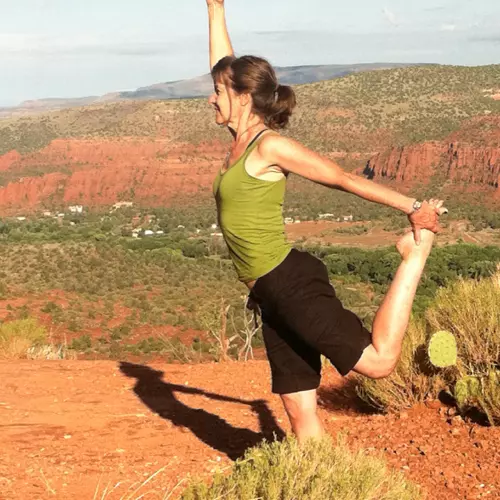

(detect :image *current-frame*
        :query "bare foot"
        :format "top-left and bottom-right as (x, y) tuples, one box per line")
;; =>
(396, 229), (435, 261)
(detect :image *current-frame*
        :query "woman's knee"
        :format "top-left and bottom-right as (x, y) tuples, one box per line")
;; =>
(353, 346), (399, 379)
(280, 390), (318, 421)
(369, 360), (397, 379)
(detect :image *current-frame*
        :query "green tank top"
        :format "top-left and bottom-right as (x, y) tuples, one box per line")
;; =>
(213, 131), (291, 283)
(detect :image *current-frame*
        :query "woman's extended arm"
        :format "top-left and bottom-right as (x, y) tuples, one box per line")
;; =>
(259, 134), (447, 243)
(207, 0), (234, 70)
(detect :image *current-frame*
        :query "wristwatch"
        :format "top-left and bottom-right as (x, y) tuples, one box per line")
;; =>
(410, 200), (422, 214)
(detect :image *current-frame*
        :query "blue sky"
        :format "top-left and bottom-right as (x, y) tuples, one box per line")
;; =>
(1, 0), (499, 106)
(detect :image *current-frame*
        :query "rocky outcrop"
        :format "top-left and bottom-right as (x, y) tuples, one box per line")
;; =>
(0, 139), (227, 213)
(364, 142), (500, 193)
(0, 151), (22, 172)
(2, 131), (500, 214)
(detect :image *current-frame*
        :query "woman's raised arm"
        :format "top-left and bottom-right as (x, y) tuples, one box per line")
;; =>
(206, 0), (234, 70)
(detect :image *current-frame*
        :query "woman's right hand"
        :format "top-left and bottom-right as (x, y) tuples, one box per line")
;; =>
(207, 0), (224, 6)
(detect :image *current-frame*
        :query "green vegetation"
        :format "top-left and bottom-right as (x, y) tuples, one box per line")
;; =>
(333, 225), (370, 235)
(453, 370), (499, 426)
(427, 274), (500, 424)
(0, 317), (76, 360)
(355, 270), (500, 425)
(355, 318), (451, 411)
(182, 436), (421, 500)
(427, 330), (458, 368)
(0, 318), (47, 359)
(302, 241), (500, 318)
(292, 64), (500, 152)
(0, 213), (498, 363)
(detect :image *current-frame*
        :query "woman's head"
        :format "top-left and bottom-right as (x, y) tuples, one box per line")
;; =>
(208, 55), (296, 130)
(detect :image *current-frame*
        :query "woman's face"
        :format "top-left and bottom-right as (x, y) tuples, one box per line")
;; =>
(208, 76), (242, 127)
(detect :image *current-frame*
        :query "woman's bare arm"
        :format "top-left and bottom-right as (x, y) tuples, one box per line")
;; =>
(258, 134), (447, 243)
(207, 0), (234, 69)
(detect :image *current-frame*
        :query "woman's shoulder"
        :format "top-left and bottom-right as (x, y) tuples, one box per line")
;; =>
(257, 131), (298, 160)
(258, 130), (283, 152)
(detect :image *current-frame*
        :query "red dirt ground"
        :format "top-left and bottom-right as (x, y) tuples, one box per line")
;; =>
(0, 361), (498, 499)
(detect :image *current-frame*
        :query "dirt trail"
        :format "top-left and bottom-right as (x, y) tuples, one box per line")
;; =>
(0, 360), (498, 499)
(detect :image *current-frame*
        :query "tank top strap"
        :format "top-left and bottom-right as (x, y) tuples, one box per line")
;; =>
(241, 129), (270, 160)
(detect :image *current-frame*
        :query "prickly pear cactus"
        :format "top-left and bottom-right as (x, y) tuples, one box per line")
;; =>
(454, 375), (481, 408)
(428, 330), (458, 368)
(487, 369), (499, 385)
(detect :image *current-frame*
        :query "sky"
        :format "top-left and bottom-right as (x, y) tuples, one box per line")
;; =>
(1, 0), (499, 106)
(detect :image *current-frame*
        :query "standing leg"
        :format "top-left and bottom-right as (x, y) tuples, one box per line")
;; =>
(280, 389), (324, 442)
(257, 306), (324, 442)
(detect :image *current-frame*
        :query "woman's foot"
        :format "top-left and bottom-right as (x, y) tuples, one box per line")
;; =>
(396, 229), (435, 261)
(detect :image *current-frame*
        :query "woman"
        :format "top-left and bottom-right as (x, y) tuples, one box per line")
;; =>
(206, 0), (447, 441)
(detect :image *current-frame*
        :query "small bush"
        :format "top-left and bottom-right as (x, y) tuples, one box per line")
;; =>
(27, 344), (78, 360)
(334, 225), (370, 235)
(70, 334), (92, 352)
(355, 319), (450, 411)
(181, 436), (422, 500)
(427, 270), (500, 423)
(354, 271), (500, 423)
(0, 318), (47, 359)
(426, 272), (500, 373)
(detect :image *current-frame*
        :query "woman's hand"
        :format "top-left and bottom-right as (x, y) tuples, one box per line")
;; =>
(207, 0), (224, 6)
(408, 199), (448, 245)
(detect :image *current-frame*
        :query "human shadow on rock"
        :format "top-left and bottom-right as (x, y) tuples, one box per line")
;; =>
(119, 362), (285, 461)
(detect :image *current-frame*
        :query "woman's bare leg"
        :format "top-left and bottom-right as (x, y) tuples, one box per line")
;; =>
(353, 228), (435, 379)
(280, 389), (324, 442)
(278, 227), (438, 442)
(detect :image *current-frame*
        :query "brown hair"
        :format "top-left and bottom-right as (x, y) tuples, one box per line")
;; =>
(211, 55), (296, 130)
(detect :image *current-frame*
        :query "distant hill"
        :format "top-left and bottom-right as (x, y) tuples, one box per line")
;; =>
(117, 63), (417, 100)
(2, 64), (499, 155)
(0, 63), (417, 119)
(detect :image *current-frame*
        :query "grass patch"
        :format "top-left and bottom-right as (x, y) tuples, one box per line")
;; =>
(0, 318), (48, 359)
(181, 436), (422, 500)
(334, 225), (370, 236)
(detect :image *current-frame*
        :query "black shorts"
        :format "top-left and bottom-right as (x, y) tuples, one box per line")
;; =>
(250, 249), (372, 395)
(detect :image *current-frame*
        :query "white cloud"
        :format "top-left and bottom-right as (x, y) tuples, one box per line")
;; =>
(382, 7), (399, 27)
(440, 24), (457, 32)
(0, 33), (184, 57)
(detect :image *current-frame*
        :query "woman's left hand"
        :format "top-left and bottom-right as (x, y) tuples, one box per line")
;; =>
(408, 199), (448, 245)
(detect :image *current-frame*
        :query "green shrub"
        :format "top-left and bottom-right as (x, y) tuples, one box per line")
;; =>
(355, 319), (450, 411)
(355, 271), (500, 424)
(70, 334), (92, 352)
(334, 225), (370, 235)
(426, 272), (500, 373)
(426, 271), (500, 424)
(0, 318), (48, 359)
(181, 436), (422, 500)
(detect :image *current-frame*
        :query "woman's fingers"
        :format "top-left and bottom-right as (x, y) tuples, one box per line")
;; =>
(429, 199), (448, 215)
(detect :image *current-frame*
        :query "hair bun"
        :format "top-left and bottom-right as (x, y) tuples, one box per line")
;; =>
(268, 84), (296, 129)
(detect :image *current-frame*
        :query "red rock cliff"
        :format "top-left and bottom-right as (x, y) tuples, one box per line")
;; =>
(364, 142), (500, 193)
(0, 139), (228, 213)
